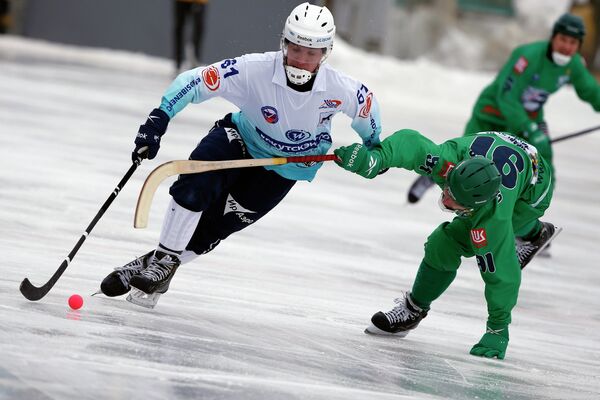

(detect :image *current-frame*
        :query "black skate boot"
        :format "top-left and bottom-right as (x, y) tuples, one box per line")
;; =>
(365, 292), (428, 337)
(516, 221), (562, 269)
(99, 251), (155, 297)
(127, 251), (181, 308)
(407, 175), (435, 203)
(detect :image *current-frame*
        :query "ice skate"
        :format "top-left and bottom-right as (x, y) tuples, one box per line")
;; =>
(407, 175), (435, 203)
(365, 292), (428, 337)
(100, 251), (155, 297)
(129, 250), (180, 294)
(127, 251), (181, 309)
(537, 242), (552, 258)
(517, 222), (562, 269)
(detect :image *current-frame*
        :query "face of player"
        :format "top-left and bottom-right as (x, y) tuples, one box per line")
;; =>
(551, 33), (580, 56)
(285, 42), (324, 73)
(440, 187), (470, 212)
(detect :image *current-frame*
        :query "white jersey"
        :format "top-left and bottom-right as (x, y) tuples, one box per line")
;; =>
(159, 51), (382, 181)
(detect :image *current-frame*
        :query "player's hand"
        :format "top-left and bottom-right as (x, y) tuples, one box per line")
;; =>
(132, 108), (170, 162)
(470, 324), (509, 360)
(522, 122), (548, 141)
(333, 143), (382, 179)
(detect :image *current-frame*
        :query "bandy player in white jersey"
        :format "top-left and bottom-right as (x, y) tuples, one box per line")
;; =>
(99, 2), (383, 308)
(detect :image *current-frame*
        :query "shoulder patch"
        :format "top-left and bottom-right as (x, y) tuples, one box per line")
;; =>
(438, 161), (456, 179)
(513, 56), (528, 74)
(358, 92), (373, 118)
(202, 66), (220, 91)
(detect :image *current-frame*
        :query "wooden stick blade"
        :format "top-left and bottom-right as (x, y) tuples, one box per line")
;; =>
(134, 155), (337, 229)
(134, 158), (286, 228)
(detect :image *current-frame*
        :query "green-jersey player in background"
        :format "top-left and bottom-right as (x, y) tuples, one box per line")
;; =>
(408, 13), (600, 205)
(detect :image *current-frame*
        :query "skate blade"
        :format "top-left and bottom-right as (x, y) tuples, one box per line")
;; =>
(364, 323), (409, 337)
(535, 226), (562, 259)
(126, 288), (162, 309)
(537, 248), (551, 258)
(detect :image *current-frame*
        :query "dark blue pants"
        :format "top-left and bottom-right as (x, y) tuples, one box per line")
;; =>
(169, 114), (296, 255)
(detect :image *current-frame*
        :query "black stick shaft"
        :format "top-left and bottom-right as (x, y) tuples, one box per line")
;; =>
(19, 159), (142, 301)
(551, 125), (600, 144)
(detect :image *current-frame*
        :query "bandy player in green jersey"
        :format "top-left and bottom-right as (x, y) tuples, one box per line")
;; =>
(408, 13), (600, 204)
(334, 129), (561, 359)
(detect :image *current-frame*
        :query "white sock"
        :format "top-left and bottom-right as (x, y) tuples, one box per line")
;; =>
(179, 250), (199, 264)
(158, 198), (202, 254)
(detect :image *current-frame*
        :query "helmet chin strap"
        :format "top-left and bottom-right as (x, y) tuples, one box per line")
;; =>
(284, 65), (315, 85)
(552, 51), (572, 66)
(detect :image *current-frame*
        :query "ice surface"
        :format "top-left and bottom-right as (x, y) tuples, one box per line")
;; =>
(1, 36), (599, 400)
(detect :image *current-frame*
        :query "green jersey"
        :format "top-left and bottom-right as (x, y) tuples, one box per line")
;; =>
(470, 41), (600, 134)
(378, 129), (554, 325)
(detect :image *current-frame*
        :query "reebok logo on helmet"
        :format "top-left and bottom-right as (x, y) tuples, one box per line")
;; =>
(296, 35), (313, 42)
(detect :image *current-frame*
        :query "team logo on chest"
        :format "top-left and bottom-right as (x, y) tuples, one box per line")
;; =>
(261, 106), (279, 124)
(470, 228), (488, 248)
(285, 129), (311, 142)
(202, 66), (220, 91)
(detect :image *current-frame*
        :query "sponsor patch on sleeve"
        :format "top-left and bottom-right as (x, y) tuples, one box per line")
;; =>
(358, 92), (373, 118)
(438, 161), (456, 179)
(470, 228), (488, 248)
(202, 66), (221, 91)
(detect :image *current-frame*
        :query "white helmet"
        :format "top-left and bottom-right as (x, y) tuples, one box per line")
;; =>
(281, 2), (336, 85)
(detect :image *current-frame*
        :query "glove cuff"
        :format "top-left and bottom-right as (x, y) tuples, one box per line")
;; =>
(147, 108), (170, 135)
(486, 322), (509, 340)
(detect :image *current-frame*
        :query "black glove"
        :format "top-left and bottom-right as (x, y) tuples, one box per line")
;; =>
(132, 108), (170, 162)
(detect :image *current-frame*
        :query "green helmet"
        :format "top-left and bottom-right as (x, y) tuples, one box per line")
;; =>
(552, 13), (585, 40)
(447, 156), (501, 209)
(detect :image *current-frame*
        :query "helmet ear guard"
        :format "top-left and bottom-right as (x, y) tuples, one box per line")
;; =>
(446, 156), (501, 209)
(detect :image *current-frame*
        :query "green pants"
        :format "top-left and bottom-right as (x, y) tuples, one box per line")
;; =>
(412, 180), (553, 326)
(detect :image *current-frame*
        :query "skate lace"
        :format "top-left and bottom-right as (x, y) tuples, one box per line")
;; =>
(139, 255), (178, 282)
(516, 241), (536, 264)
(114, 256), (148, 287)
(385, 296), (419, 324)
